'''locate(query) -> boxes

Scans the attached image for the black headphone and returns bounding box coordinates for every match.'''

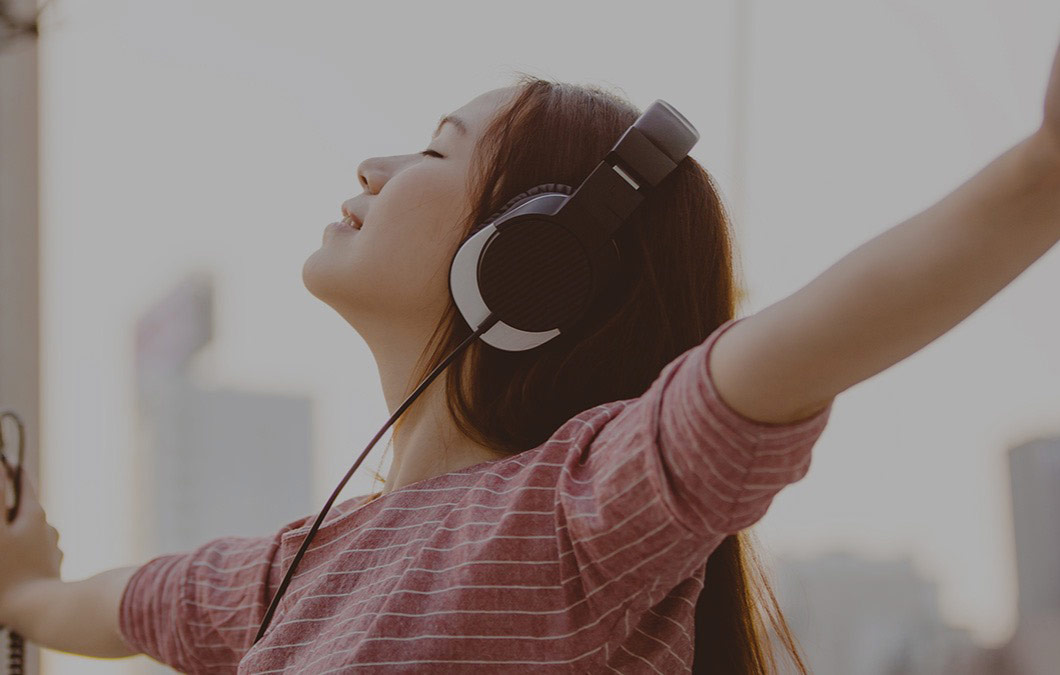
[254,99,699,644]
[450,99,700,351]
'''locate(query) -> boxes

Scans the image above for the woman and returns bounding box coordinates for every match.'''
[2,42,1059,672]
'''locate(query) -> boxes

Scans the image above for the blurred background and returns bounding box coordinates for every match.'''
[1,0,1058,672]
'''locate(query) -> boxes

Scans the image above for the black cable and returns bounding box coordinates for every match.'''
[253,312,501,644]
[0,410,26,674]
[5,631,23,675]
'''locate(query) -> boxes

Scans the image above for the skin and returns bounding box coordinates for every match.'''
[0,472,61,601]
[709,42,1060,425]
[302,86,521,497]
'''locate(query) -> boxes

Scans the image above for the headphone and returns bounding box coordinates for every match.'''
[254,99,700,644]
[450,99,700,351]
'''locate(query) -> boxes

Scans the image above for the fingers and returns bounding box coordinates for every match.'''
[1,470,45,525]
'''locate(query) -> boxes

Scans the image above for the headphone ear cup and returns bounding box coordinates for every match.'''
[478,216,594,333]
[465,183,575,241]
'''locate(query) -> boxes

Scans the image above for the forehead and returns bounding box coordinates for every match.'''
[448,87,519,133]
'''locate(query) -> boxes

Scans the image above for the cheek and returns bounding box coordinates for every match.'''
[364,174,469,283]
[376,171,467,241]
[303,210,463,316]
[304,166,470,317]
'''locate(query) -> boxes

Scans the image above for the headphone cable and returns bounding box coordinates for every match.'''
[253,311,500,644]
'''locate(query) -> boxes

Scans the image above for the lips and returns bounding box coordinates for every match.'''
[341,205,364,229]
[325,218,359,235]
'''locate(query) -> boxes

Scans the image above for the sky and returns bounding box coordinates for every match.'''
[32,1,1060,671]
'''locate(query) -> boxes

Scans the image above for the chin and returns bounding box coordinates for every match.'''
[301,249,350,305]
[302,251,374,317]
[301,249,327,299]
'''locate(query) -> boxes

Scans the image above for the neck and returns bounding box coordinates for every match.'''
[368,329,503,496]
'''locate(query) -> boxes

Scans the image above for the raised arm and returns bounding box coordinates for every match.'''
[710,40,1060,425]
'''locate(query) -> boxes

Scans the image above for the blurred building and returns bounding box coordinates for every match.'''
[768,551,992,674]
[1002,437,1060,674]
[765,436,1060,674]
[132,273,313,556]
[1008,438,1060,624]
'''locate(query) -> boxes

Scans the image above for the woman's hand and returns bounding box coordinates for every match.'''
[1036,37,1060,167]
[0,470,64,621]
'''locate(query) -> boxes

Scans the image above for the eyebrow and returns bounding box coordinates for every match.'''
[433,114,468,138]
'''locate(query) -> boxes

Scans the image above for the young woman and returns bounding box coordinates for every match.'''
[2,41,1059,672]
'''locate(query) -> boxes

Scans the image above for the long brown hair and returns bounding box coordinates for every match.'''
[389,76,809,674]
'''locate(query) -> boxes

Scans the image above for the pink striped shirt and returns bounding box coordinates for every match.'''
[118,317,833,673]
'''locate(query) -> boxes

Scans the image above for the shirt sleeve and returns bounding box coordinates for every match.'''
[557,316,833,606]
[118,512,314,673]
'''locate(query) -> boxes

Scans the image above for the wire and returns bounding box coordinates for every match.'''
[5,630,23,674]
[0,410,26,674]
[253,311,501,644]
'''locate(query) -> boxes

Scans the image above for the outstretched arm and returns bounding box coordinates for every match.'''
[710,39,1060,425]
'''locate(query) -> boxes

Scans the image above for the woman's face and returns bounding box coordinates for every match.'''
[303,86,517,341]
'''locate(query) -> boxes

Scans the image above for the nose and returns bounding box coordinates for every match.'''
[355,160,371,193]
[356,153,422,195]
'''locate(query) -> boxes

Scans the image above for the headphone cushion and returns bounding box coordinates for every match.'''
[473,183,575,236]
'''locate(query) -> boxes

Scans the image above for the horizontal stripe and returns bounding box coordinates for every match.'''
[118,316,832,673]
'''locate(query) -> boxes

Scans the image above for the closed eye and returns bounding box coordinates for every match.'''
[419,149,444,158]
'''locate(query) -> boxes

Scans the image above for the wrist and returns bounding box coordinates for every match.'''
[0,577,58,637]
[1027,126,1060,179]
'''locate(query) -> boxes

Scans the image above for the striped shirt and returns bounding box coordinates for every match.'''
[118,316,833,673]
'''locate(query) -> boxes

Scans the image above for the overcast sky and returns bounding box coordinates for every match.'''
[34,1,1060,671]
